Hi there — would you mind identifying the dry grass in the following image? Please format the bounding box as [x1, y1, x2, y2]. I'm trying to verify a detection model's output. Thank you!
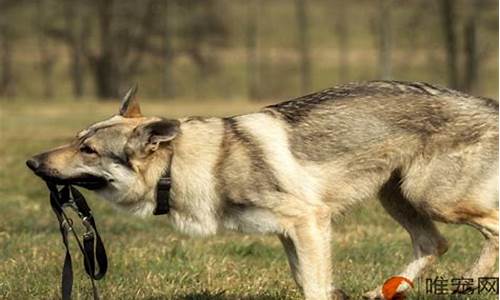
[0, 99, 497, 299]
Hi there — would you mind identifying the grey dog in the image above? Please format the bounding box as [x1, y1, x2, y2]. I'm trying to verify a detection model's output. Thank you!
[27, 81, 499, 299]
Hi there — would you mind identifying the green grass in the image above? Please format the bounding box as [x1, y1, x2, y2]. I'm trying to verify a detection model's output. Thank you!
[0, 100, 497, 299]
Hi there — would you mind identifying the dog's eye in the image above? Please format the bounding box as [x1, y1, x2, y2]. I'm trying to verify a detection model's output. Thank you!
[80, 145, 98, 155]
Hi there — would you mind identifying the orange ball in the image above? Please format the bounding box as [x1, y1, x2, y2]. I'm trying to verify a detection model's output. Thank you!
[382, 276, 413, 300]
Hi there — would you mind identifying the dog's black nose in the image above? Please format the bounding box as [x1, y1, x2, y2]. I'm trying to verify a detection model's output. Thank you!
[26, 158, 40, 171]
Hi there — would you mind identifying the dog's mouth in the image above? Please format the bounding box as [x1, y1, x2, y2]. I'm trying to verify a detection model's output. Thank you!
[26, 159, 108, 190]
[38, 173, 107, 190]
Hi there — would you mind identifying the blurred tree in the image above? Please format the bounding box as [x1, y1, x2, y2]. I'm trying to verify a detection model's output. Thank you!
[295, 0, 311, 94]
[334, 0, 349, 82]
[36, 0, 56, 98]
[397, 0, 426, 76]
[439, 0, 459, 89]
[377, 0, 392, 80]
[176, 0, 229, 97]
[88, 0, 120, 99]
[0, 0, 17, 97]
[48, 0, 162, 99]
[463, 0, 481, 93]
[63, 0, 89, 98]
[161, 0, 175, 98]
[67, 0, 229, 99]
[0, 0, 497, 100]
[246, 0, 260, 100]
[45, 0, 92, 98]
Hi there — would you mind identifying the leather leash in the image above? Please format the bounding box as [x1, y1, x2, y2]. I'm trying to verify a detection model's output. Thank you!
[43, 157, 172, 299]
[46, 182, 108, 300]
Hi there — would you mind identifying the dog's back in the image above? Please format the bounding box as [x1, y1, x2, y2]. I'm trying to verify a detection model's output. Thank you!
[265, 80, 497, 163]
[264, 80, 498, 218]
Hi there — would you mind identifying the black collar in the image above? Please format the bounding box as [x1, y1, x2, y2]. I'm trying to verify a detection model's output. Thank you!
[153, 159, 172, 215]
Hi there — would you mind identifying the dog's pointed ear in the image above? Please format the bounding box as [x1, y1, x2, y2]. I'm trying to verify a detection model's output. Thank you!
[137, 119, 180, 152]
[119, 84, 142, 118]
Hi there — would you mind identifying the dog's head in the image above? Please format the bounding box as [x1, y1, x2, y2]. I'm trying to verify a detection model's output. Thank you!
[26, 86, 180, 215]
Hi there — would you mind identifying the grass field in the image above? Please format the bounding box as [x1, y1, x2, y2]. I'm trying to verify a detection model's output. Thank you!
[0, 99, 498, 299]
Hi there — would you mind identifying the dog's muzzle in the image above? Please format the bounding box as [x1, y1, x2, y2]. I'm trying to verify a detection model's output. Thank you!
[27, 155, 172, 215]
[26, 157, 107, 190]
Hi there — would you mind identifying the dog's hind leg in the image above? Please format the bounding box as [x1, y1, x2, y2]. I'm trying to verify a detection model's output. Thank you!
[363, 172, 449, 300]
[464, 210, 499, 279]
[404, 150, 498, 285]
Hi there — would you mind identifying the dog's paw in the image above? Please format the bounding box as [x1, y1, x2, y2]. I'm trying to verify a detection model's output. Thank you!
[331, 288, 350, 300]
[362, 288, 384, 300]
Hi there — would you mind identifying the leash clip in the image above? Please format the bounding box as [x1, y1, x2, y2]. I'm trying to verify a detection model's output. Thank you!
[61, 218, 74, 233]
[82, 217, 94, 239]
[62, 200, 79, 214]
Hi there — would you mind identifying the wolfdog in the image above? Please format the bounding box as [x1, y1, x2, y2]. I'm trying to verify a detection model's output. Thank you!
[27, 81, 498, 300]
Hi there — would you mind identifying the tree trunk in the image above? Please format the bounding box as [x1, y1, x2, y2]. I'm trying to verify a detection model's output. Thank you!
[71, 34, 85, 98]
[463, 1, 481, 93]
[63, 0, 86, 98]
[37, 0, 55, 99]
[0, 21, 14, 97]
[246, 0, 260, 100]
[92, 53, 118, 99]
[161, 0, 174, 98]
[295, 0, 311, 94]
[334, 0, 349, 82]
[439, 0, 459, 89]
[91, 0, 118, 99]
[378, 0, 392, 80]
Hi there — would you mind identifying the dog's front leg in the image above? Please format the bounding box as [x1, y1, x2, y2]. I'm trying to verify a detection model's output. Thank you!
[283, 212, 347, 300]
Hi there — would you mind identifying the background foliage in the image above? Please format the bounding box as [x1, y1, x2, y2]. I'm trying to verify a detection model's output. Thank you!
[0, 0, 498, 100]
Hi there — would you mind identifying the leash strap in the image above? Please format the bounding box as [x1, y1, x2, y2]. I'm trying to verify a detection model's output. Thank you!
[46, 183, 107, 300]
[69, 186, 108, 280]
[49, 187, 73, 299]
